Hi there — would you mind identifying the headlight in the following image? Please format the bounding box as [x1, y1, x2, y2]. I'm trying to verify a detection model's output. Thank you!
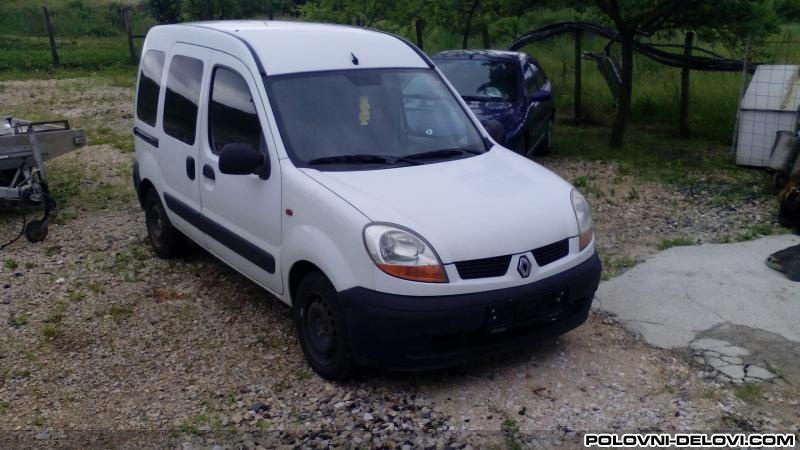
[363, 223, 448, 283]
[571, 189, 594, 251]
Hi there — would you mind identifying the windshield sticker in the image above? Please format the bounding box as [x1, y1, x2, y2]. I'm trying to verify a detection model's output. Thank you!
[359, 96, 371, 126]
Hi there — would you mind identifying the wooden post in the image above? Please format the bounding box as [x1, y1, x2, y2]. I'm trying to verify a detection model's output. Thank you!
[679, 31, 694, 138]
[574, 30, 582, 124]
[415, 19, 424, 51]
[481, 24, 491, 49]
[43, 7, 59, 67]
[123, 6, 137, 65]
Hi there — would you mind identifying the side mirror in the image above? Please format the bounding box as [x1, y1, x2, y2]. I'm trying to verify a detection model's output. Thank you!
[219, 143, 268, 179]
[482, 119, 505, 144]
[530, 89, 552, 102]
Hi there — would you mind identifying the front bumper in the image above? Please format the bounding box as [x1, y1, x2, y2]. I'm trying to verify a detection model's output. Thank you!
[338, 253, 601, 371]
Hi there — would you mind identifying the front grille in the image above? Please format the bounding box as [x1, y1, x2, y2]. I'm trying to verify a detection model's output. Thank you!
[532, 238, 569, 266]
[454, 255, 511, 279]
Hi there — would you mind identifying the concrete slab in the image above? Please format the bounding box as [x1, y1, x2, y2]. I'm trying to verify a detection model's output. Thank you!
[595, 234, 800, 348]
[594, 234, 800, 382]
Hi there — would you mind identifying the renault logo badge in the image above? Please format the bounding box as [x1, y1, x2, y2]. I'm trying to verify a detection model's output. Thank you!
[517, 255, 532, 278]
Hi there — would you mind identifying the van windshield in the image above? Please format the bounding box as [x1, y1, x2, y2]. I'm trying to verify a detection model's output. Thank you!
[266, 68, 486, 170]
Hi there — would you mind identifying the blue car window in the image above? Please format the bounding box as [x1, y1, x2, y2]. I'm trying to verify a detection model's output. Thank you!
[436, 59, 519, 102]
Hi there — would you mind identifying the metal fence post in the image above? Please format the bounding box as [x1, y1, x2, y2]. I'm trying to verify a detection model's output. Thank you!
[731, 34, 751, 157]
[123, 6, 137, 65]
[574, 29, 582, 124]
[679, 31, 694, 138]
[43, 7, 59, 67]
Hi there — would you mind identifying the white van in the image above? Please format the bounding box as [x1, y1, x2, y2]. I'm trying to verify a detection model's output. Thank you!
[132, 21, 601, 379]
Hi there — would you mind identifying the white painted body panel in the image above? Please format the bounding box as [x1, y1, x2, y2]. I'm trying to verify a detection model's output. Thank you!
[300, 146, 579, 263]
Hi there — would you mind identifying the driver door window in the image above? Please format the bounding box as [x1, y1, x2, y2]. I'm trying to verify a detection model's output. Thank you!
[209, 66, 263, 155]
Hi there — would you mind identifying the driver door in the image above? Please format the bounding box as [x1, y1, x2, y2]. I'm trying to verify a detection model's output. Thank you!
[197, 50, 283, 294]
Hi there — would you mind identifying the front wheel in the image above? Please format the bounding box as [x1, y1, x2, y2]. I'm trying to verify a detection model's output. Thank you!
[294, 271, 354, 380]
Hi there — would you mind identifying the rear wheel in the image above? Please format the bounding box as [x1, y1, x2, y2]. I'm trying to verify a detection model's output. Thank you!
[294, 271, 354, 380]
[144, 188, 185, 258]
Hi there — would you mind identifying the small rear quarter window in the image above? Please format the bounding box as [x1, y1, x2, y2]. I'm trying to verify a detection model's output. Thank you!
[136, 50, 165, 126]
[163, 55, 204, 145]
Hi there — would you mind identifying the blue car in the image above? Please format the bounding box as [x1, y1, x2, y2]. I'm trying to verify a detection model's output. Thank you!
[432, 50, 555, 155]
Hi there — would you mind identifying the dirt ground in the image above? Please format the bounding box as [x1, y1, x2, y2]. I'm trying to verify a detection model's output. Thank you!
[1, 78, 797, 449]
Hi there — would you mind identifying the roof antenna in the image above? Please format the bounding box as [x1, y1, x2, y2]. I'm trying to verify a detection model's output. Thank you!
[351, 52, 359, 65]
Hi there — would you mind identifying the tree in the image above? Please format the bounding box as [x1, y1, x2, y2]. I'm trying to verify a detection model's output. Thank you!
[300, 0, 397, 27]
[584, 0, 777, 147]
[146, 0, 182, 24]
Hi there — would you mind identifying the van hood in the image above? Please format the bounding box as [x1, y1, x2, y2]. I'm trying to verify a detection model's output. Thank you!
[300, 147, 579, 263]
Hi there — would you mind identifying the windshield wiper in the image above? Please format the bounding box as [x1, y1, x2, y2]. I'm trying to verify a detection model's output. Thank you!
[307, 153, 422, 167]
[405, 148, 483, 160]
[307, 154, 391, 165]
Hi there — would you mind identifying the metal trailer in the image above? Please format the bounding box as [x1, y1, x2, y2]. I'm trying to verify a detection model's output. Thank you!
[0, 116, 86, 244]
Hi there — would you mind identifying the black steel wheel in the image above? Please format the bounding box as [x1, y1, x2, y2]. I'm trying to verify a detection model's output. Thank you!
[294, 271, 354, 380]
[143, 188, 185, 258]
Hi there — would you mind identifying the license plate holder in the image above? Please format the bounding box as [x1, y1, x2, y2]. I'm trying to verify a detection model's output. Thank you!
[486, 289, 569, 334]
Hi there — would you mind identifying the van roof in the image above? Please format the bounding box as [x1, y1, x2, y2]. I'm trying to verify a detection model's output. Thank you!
[174, 20, 431, 76]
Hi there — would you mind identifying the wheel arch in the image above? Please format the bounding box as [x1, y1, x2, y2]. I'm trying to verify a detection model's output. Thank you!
[288, 260, 324, 305]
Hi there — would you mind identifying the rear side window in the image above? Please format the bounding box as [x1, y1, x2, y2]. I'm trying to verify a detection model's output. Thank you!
[136, 50, 164, 126]
[163, 55, 204, 145]
[532, 61, 547, 90]
[209, 67, 262, 155]
[524, 64, 536, 95]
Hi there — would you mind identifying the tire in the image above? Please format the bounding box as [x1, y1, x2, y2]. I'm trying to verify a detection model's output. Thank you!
[143, 188, 185, 258]
[294, 271, 354, 380]
[24, 220, 48, 243]
[533, 118, 554, 156]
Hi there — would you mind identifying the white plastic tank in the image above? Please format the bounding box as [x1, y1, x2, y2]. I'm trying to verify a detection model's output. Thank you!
[736, 65, 800, 167]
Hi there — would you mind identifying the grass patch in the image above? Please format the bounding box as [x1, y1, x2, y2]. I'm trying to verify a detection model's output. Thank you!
[700, 387, 725, 402]
[0, 401, 9, 414]
[178, 413, 213, 435]
[10, 369, 30, 380]
[67, 290, 87, 302]
[106, 244, 150, 281]
[600, 254, 637, 280]
[89, 125, 134, 152]
[734, 383, 763, 402]
[3, 259, 19, 270]
[108, 304, 132, 323]
[658, 236, 695, 250]
[46, 159, 134, 213]
[554, 124, 770, 194]
[8, 313, 29, 328]
[501, 417, 523, 450]
[45, 302, 67, 324]
[717, 223, 788, 243]
[41, 323, 60, 338]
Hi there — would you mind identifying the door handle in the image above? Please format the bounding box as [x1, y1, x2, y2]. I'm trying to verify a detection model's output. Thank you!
[186, 157, 195, 180]
[202, 164, 216, 180]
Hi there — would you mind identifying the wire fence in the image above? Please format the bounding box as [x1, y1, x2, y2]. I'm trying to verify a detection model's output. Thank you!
[0, 5, 798, 144]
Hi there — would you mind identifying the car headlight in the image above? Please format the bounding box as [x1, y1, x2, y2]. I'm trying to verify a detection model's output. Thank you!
[571, 189, 594, 251]
[363, 223, 448, 283]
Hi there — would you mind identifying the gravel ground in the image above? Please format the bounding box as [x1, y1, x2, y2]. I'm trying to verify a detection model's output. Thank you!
[1, 77, 797, 449]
